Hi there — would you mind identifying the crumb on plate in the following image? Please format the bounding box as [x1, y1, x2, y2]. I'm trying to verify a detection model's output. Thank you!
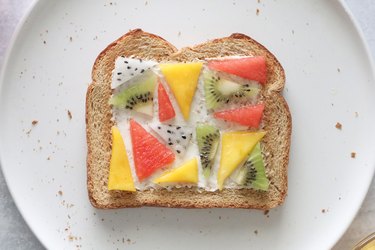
[335, 122, 342, 130]
[67, 110, 72, 120]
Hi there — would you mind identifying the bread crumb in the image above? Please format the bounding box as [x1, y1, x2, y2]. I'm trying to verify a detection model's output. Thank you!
[351, 152, 356, 158]
[264, 210, 269, 216]
[256, 9, 260, 15]
[254, 230, 258, 235]
[67, 110, 72, 120]
[127, 238, 131, 244]
[32, 120, 38, 125]
[58, 190, 63, 196]
[335, 122, 342, 130]
[321, 209, 327, 213]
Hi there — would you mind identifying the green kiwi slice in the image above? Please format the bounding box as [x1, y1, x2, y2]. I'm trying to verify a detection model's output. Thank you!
[196, 123, 220, 179]
[203, 70, 260, 110]
[232, 143, 269, 191]
[109, 72, 156, 116]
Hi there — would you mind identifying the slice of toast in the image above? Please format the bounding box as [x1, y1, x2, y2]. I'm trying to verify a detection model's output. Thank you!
[86, 29, 291, 209]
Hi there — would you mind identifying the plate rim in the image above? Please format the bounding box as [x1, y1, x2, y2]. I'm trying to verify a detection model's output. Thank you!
[0, 0, 374, 249]
[326, 0, 375, 248]
[0, 0, 48, 248]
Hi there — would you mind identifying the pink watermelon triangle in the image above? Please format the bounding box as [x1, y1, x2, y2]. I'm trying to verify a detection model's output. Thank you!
[130, 119, 175, 181]
[158, 82, 176, 122]
[207, 56, 267, 84]
[213, 103, 265, 128]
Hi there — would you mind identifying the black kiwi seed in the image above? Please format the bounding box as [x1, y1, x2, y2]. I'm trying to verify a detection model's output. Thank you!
[204, 72, 257, 109]
[243, 161, 258, 184]
[124, 60, 128, 63]
[123, 91, 153, 111]
[141, 69, 145, 73]
[127, 66, 131, 69]
[181, 135, 187, 139]
[176, 150, 181, 154]
[199, 132, 219, 169]
[117, 72, 122, 75]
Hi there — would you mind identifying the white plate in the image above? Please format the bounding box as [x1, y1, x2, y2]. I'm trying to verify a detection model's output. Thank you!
[1, 0, 374, 249]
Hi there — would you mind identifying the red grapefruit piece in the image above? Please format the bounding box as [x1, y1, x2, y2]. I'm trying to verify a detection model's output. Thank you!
[158, 83, 175, 122]
[213, 103, 265, 128]
[130, 119, 175, 181]
[207, 56, 267, 84]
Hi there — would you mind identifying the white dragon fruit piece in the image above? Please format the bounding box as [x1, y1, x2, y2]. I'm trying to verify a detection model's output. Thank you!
[150, 123, 193, 156]
[111, 56, 157, 89]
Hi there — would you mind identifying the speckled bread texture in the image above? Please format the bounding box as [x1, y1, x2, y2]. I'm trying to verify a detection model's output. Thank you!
[86, 29, 292, 209]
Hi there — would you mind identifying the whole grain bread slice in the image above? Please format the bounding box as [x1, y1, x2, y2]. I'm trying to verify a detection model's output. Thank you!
[86, 29, 291, 209]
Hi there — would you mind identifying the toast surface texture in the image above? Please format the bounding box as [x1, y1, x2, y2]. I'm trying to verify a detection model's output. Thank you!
[86, 29, 291, 209]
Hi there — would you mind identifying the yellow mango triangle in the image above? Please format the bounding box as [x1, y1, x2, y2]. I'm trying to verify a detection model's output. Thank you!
[160, 62, 203, 120]
[153, 158, 198, 184]
[108, 126, 136, 191]
[217, 131, 266, 190]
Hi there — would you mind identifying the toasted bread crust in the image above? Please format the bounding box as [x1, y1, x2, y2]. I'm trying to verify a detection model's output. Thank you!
[86, 29, 291, 209]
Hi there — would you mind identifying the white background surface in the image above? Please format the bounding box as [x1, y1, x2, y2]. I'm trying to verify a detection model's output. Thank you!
[0, 0, 374, 249]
